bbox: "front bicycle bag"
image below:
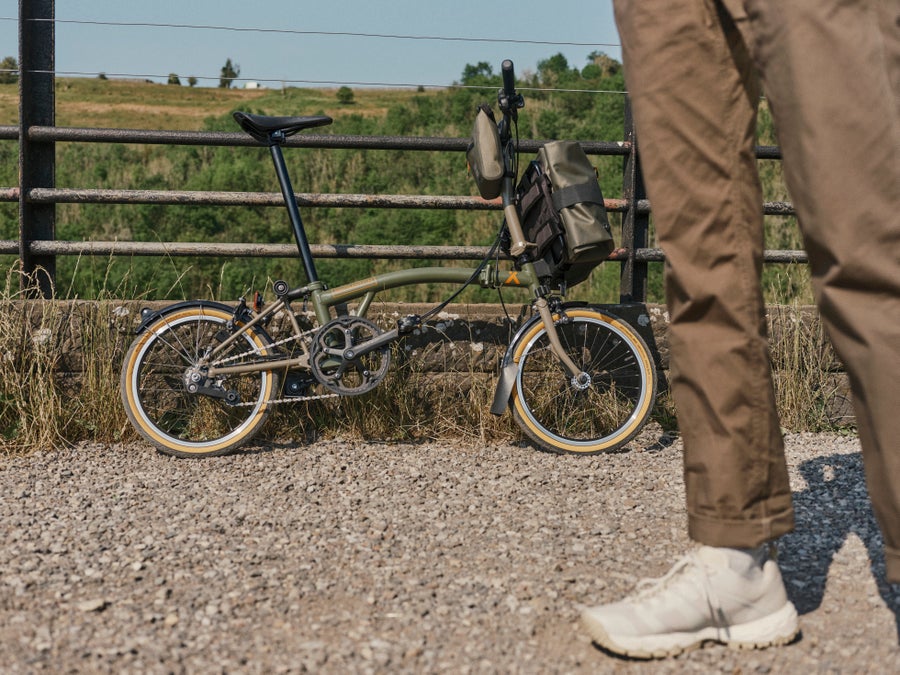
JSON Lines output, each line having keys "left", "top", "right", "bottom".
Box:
{"left": 507, "top": 140, "right": 614, "bottom": 287}
{"left": 467, "top": 103, "right": 504, "bottom": 200}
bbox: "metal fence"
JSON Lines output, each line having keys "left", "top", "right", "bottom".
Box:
{"left": 5, "top": 0, "right": 803, "bottom": 301}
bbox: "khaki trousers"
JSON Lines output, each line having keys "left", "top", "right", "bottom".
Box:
{"left": 613, "top": 0, "right": 900, "bottom": 581}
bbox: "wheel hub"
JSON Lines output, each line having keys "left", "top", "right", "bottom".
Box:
{"left": 570, "top": 371, "right": 592, "bottom": 391}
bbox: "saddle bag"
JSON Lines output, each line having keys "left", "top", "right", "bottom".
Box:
{"left": 509, "top": 140, "right": 614, "bottom": 287}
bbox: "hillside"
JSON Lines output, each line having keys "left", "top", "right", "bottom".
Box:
{"left": 0, "top": 78, "right": 438, "bottom": 129}
{"left": 0, "top": 55, "right": 807, "bottom": 304}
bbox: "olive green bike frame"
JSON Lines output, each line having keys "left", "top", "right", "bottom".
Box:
{"left": 204, "top": 262, "right": 541, "bottom": 378}
{"left": 206, "top": 108, "right": 582, "bottom": 380}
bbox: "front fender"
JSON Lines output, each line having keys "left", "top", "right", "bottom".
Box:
{"left": 490, "top": 308, "right": 564, "bottom": 416}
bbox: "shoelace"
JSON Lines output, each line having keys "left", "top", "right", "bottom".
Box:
{"left": 631, "top": 552, "right": 729, "bottom": 632}
{"left": 632, "top": 554, "right": 695, "bottom": 599}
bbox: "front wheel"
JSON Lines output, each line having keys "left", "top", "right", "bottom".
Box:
{"left": 120, "top": 305, "right": 278, "bottom": 458}
{"left": 510, "top": 308, "right": 657, "bottom": 454}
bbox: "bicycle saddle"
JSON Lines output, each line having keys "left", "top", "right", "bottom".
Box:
{"left": 233, "top": 111, "right": 333, "bottom": 144}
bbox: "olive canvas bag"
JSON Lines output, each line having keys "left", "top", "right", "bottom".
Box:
{"left": 511, "top": 140, "right": 614, "bottom": 286}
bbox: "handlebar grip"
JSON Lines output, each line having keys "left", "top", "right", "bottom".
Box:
{"left": 501, "top": 59, "right": 516, "bottom": 98}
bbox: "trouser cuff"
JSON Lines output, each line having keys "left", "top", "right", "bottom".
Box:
{"left": 688, "top": 508, "right": 795, "bottom": 549}
{"left": 885, "top": 546, "right": 900, "bottom": 585}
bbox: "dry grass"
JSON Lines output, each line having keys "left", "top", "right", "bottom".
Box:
{"left": 769, "top": 305, "right": 851, "bottom": 433}
{"left": 0, "top": 78, "right": 441, "bottom": 130}
{"left": 0, "top": 262, "right": 852, "bottom": 455}
{"left": 271, "top": 335, "right": 519, "bottom": 447}
{"left": 0, "top": 265, "right": 138, "bottom": 455}
{"left": 0, "top": 269, "right": 68, "bottom": 452}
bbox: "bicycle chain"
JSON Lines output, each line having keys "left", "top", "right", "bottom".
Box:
{"left": 210, "top": 326, "right": 317, "bottom": 367}
{"left": 233, "top": 391, "right": 339, "bottom": 407}
{"left": 210, "top": 325, "right": 341, "bottom": 407}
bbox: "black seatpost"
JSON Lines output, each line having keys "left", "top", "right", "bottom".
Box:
{"left": 269, "top": 140, "right": 319, "bottom": 284}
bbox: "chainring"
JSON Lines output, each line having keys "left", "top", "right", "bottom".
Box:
{"left": 309, "top": 316, "right": 391, "bottom": 396}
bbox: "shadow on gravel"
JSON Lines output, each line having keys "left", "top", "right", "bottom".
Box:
{"left": 780, "top": 452, "right": 900, "bottom": 642}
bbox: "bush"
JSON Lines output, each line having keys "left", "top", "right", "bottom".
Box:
{"left": 336, "top": 86, "right": 355, "bottom": 105}
{"left": 0, "top": 56, "right": 17, "bottom": 84}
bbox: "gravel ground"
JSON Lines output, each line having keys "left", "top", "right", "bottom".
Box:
{"left": 1, "top": 429, "right": 898, "bottom": 674}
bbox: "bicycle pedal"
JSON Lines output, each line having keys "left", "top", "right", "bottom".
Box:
{"left": 283, "top": 373, "right": 316, "bottom": 398}
{"left": 397, "top": 314, "right": 422, "bottom": 334}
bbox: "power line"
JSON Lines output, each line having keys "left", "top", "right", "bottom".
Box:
{"left": 12, "top": 16, "right": 621, "bottom": 50}
{"left": 1, "top": 15, "right": 626, "bottom": 94}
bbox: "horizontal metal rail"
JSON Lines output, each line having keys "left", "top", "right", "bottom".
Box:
{"left": 0, "top": 124, "right": 783, "bottom": 157}
{"left": 0, "top": 124, "right": 633, "bottom": 154}
{"left": 0, "top": 239, "right": 808, "bottom": 263}
{"left": 1, "top": 186, "right": 795, "bottom": 217}
{"left": 17, "top": 187, "right": 637, "bottom": 212}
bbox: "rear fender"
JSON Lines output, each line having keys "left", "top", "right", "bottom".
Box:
{"left": 134, "top": 300, "right": 239, "bottom": 335}
{"left": 134, "top": 301, "right": 275, "bottom": 347}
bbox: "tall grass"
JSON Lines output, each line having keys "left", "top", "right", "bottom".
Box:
{"left": 768, "top": 304, "right": 850, "bottom": 433}
{"left": 0, "top": 260, "right": 852, "bottom": 456}
{"left": 0, "top": 266, "right": 69, "bottom": 451}
{"left": 270, "top": 318, "right": 519, "bottom": 446}
{"left": 0, "top": 264, "right": 137, "bottom": 455}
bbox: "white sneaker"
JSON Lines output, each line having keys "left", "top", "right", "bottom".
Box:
{"left": 580, "top": 546, "right": 799, "bottom": 659}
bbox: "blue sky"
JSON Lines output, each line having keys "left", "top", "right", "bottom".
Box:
{"left": 2, "top": 0, "right": 621, "bottom": 88}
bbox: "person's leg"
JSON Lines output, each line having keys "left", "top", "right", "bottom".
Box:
{"left": 745, "top": 0, "right": 900, "bottom": 582}
{"left": 579, "top": 0, "right": 798, "bottom": 657}
{"left": 614, "top": 0, "right": 793, "bottom": 545}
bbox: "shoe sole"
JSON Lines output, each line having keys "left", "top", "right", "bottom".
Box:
{"left": 581, "top": 601, "right": 799, "bottom": 659}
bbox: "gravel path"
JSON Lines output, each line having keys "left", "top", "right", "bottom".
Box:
{"left": 2, "top": 429, "right": 898, "bottom": 673}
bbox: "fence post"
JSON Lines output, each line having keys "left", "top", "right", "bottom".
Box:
{"left": 619, "top": 98, "right": 649, "bottom": 303}
{"left": 18, "top": 0, "right": 56, "bottom": 297}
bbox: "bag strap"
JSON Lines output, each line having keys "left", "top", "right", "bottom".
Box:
{"left": 551, "top": 181, "right": 604, "bottom": 211}
{"left": 476, "top": 102, "right": 497, "bottom": 122}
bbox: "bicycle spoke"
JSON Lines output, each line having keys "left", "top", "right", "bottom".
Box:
{"left": 511, "top": 310, "right": 656, "bottom": 454}
{"left": 122, "top": 307, "right": 277, "bottom": 457}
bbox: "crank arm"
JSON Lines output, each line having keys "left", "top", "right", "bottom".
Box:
{"left": 341, "top": 327, "right": 399, "bottom": 361}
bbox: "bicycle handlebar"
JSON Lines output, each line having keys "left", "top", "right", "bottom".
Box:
{"left": 495, "top": 59, "right": 531, "bottom": 258}
{"left": 501, "top": 59, "right": 516, "bottom": 101}
{"left": 498, "top": 59, "right": 525, "bottom": 124}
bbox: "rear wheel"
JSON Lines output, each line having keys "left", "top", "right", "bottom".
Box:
{"left": 510, "top": 308, "right": 656, "bottom": 454}
{"left": 120, "top": 306, "right": 278, "bottom": 458}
